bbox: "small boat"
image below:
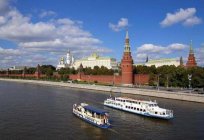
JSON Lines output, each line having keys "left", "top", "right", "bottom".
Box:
{"left": 73, "top": 103, "right": 111, "bottom": 129}
{"left": 104, "top": 97, "right": 173, "bottom": 120}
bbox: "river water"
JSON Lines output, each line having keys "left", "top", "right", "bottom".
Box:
{"left": 0, "top": 81, "right": 204, "bottom": 140}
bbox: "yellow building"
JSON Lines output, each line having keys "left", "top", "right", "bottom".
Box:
{"left": 73, "top": 53, "right": 118, "bottom": 69}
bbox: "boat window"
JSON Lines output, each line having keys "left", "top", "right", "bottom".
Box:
{"left": 131, "top": 107, "right": 133, "bottom": 109}
{"left": 126, "top": 106, "right": 128, "bottom": 108}
{"left": 163, "top": 112, "right": 165, "bottom": 115}
{"left": 139, "top": 102, "right": 140, "bottom": 104}
{"left": 155, "top": 112, "right": 158, "bottom": 114}
{"left": 134, "top": 107, "right": 136, "bottom": 110}
{"left": 128, "top": 106, "right": 130, "bottom": 109}
{"left": 143, "top": 110, "right": 146, "bottom": 112}
{"left": 137, "top": 108, "right": 139, "bottom": 111}
{"left": 140, "top": 109, "right": 142, "bottom": 111}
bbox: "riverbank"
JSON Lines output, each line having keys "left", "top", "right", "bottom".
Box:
{"left": 1, "top": 78, "right": 204, "bottom": 103}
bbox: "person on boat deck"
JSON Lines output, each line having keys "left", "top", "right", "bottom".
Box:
{"left": 103, "top": 115, "right": 108, "bottom": 124}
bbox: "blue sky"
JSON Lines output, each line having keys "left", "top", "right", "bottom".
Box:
{"left": 0, "top": 0, "right": 204, "bottom": 68}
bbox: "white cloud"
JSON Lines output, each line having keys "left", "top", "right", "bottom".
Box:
{"left": 195, "top": 47, "right": 204, "bottom": 66}
{"left": 0, "top": 3, "right": 112, "bottom": 67}
{"left": 135, "top": 43, "right": 188, "bottom": 63}
{"left": 0, "top": 16, "right": 6, "bottom": 24}
{"left": 137, "top": 43, "right": 187, "bottom": 54}
{"left": 160, "top": 8, "right": 202, "bottom": 27}
{"left": 137, "top": 44, "right": 166, "bottom": 54}
{"left": 0, "top": 0, "right": 10, "bottom": 13}
{"left": 39, "top": 10, "right": 56, "bottom": 18}
{"left": 0, "top": 47, "right": 22, "bottom": 55}
{"left": 183, "top": 16, "right": 202, "bottom": 26}
{"left": 168, "top": 43, "right": 187, "bottom": 51}
{"left": 109, "top": 18, "right": 128, "bottom": 32}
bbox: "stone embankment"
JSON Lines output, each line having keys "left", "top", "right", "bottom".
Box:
{"left": 1, "top": 78, "right": 204, "bottom": 103}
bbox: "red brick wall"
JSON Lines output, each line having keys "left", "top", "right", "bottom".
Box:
{"left": 69, "top": 73, "right": 122, "bottom": 85}
{"left": 69, "top": 74, "right": 79, "bottom": 80}
{"left": 134, "top": 74, "right": 149, "bottom": 85}
{"left": 0, "top": 74, "right": 46, "bottom": 78}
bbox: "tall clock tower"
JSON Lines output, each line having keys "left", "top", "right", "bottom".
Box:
{"left": 121, "top": 30, "right": 133, "bottom": 85}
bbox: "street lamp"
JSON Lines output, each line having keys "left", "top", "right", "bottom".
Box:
{"left": 113, "top": 69, "right": 115, "bottom": 86}
{"left": 188, "top": 74, "right": 192, "bottom": 90}
{"left": 157, "top": 74, "right": 161, "bottom": 91}
{"left": 166, "top": 74, "right": 169, "bottom": 89}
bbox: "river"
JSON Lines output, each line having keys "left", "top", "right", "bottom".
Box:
{"left": 0, "top": 81, "right": 204, "bottom": 140}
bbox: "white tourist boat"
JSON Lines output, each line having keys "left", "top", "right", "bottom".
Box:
{"left": 104, "top": 97, "right": 173, "bottom": 120}
{"left": 73, "top": 103, "right": 111, "bottom": 129}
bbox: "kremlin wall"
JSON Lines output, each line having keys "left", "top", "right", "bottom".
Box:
{"left": 0, "top": 31, "right": 197, "bottom": 86}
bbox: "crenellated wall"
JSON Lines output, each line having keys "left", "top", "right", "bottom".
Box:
{"left": 134, "top": 74, "right": 150, "bottom": 85}
{"left": 69, "top": 73, "right": 149, "bottom": 85}
{"left": 0, "top": 74, "right": 46, "bottom": 78}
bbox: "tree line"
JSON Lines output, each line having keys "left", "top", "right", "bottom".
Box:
{"left": 133, "top": 65, "right": 204, "bottom": 88}
{"left": 1, "top": 64, "right": 204, "bottom": 88}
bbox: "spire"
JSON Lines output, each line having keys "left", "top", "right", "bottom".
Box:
{"left": 126, "top": 29, "right": 129, "bottom": 39}
{"left": 180, "top": 56, "right": 183, "bottom": 66}
{"left": 146, "top": 55, "right": 149, "bottom": 63}
{"left": 189, "top": 40, "right": 194, "bottom": 54}
{"left": 124, "top": 30, "right": 130, "bottom": 52}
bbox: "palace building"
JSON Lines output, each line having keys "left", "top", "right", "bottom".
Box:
{"left": 73, "top": 53, "right": 118, "bottom": 70}
{"left": 144, "top": 58, "right": 181, "bottom": 68}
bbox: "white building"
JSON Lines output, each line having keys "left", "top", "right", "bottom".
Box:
{"left": 9, "top": 66, "right": 29, "bottom": 71}
{"left": 145, "top": 58, "right": 180, "bottom": 68}
{"left": 73, "top": 53, "right": 118, "bottom": 70}
{"left": 56, "top": 50, "right": 75, "bottom": 70}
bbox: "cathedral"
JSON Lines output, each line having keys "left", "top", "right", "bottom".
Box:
{"left": 56, "top": 50, "right": 75, "bottom": 70}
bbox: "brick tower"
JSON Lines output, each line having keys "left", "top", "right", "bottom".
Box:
{"left": 186, "top": 40, "right": 197, "bottom": 68}
{"left": 121, "top": 30, "right": 133, "bottom": 86}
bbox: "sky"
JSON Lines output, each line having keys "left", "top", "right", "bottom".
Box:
{"left": 0, "top": 0, "right": 204, "bottom": 68}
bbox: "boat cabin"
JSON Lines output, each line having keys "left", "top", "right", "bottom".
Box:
{"left": 83, "top": 105, "right": 109, "bottom": 124}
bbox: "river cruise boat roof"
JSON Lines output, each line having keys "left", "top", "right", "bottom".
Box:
{"left": 83, "top": 105, "right": 108, "bottom": 115}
